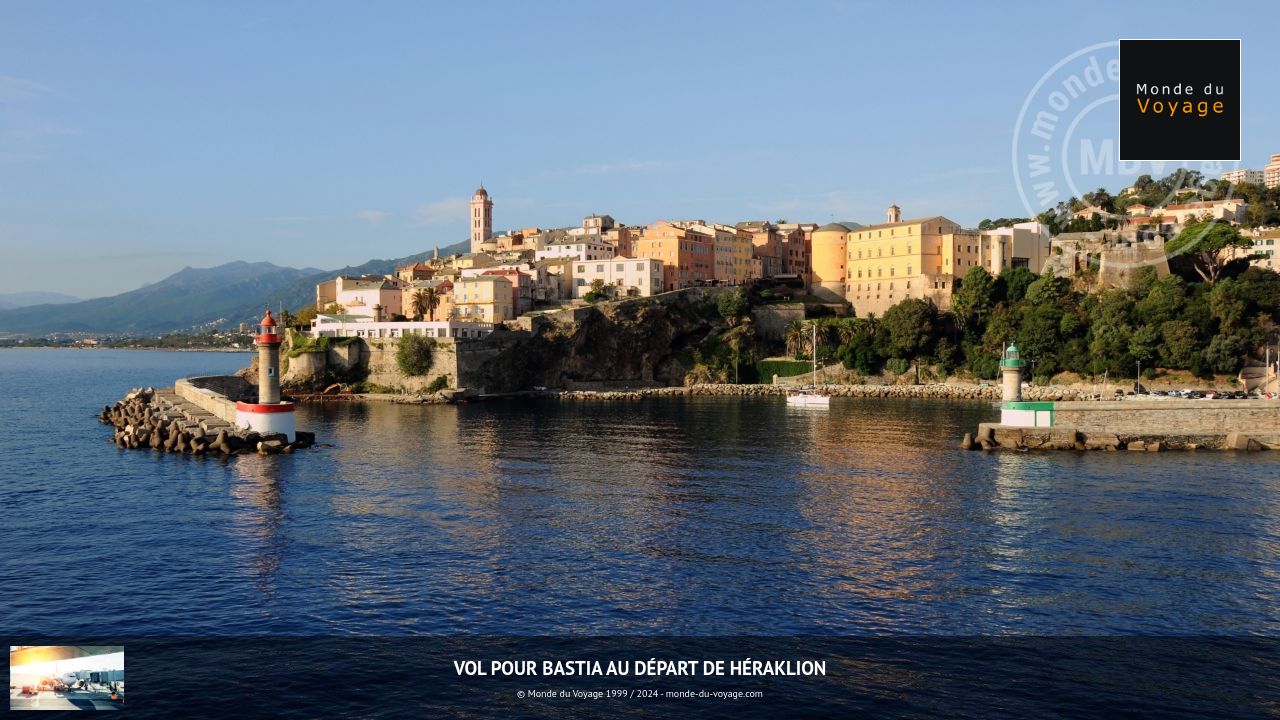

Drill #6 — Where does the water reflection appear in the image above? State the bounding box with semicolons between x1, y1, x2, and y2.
279;397;1280;634
228;455;286;599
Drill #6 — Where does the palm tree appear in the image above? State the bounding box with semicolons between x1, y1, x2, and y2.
410;290;428;321
422;287;440;321
836;317;859;348
411;288;441;321
785;320;806;359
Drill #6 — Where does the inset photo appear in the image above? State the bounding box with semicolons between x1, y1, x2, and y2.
10;646;124;711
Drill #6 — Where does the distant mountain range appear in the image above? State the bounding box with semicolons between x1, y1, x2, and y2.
0;291;82;310
0;241;469;336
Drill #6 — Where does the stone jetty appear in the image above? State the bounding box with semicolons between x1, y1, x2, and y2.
963;398;1280;452
98;386;314;457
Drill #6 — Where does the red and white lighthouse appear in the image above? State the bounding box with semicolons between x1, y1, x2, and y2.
235;309;296;441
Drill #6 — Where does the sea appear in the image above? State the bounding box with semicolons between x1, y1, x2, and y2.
2;349;1277;718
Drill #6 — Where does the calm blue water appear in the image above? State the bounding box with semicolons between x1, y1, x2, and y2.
2;349;1279;636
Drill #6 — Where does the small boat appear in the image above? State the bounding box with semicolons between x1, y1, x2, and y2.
786;323;830;407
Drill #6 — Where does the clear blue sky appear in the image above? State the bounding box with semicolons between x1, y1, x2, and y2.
2;0;1276;297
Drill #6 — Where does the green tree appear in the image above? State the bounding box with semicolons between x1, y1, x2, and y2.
998;267;1037;304
1086;290;1136;374
1158;319;1200;368
584;278;608;303
294;305;318;328
395;334;436;376
1166;219;1254;284
717;287;749;327
1024;271;1071;305
784;320;809;359
1204;332;1251;374
1134;274;1186;326
723;322;756;383
411;287;441;321
953;266;996;329
1209;278;1247;329
880;298;936;359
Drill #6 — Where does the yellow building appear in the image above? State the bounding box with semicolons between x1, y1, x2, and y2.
844;208;961;316
843;206;1051;316
452;275;513;323
810;222;852;302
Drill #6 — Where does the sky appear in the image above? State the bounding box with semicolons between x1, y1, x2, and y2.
2;0;1277;298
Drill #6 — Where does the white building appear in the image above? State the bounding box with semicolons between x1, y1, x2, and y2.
572;257;665;299
1220;168;1265;186
321;275;406;319
534;234;615;262
1267;154;1280;189
975;221;1053;274
1161;199;1247;225
309;315;495;340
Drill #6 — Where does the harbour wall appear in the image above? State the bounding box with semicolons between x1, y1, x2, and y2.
175;375;255;424
1053;400;1280;435
971;398;1280;451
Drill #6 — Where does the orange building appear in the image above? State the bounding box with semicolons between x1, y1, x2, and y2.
634;221;715;291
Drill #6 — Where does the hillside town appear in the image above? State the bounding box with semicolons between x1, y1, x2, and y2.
304;155;1280;352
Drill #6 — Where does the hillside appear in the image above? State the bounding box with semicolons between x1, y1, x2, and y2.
228;239;468;322
0;291;81;310
0;240;470;336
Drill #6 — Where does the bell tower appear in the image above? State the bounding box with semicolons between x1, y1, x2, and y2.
470;185;493;253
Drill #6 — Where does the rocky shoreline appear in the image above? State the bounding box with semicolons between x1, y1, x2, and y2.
961;424;1274;452
99;386;315;457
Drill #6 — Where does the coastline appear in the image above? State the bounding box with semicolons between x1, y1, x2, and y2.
0;346;252;353
298;382;1104;404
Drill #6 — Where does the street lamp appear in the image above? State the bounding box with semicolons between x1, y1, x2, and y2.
1136;358;1142;393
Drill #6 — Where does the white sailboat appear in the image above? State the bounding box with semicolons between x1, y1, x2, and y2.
786;323;831;407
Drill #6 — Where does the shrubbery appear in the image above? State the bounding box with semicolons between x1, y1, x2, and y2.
831;260;1280;382
395;335;436;376
755;359;812;379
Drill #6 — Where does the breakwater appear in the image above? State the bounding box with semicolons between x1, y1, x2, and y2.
964;399;1280;452
98;385;314;456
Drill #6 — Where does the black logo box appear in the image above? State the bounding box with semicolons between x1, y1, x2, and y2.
1119;39;1240;161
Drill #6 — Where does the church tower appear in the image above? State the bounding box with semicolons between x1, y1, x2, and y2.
470;185;493;253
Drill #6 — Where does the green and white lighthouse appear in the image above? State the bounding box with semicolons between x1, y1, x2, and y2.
1000;342;1024;403
999;342;1054;427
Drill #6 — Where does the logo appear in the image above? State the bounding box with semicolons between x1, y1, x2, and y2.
1119;39;1240;162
